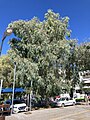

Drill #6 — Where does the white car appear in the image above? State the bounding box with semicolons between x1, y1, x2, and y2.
55;97;76;107
4;99;28;113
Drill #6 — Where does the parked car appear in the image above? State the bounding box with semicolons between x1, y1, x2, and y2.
74;93;85;102
32;99;50;108
4;99;28;113
55;97;76;107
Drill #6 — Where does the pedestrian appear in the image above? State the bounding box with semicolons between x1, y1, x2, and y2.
84;94;89;105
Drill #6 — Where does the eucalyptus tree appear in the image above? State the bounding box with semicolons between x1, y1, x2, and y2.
7;10;76;99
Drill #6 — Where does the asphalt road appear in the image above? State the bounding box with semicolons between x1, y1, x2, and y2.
6;104;90;120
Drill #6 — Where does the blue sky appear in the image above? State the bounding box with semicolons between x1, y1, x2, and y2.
0;0;90;54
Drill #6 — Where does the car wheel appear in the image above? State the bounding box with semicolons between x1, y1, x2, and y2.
61;103;65;107
13;110;19;114
73;102;75;106
25;107;28;111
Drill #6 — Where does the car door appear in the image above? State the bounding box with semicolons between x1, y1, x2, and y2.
68;98;73;105
65;98;70;106
65;98;73;106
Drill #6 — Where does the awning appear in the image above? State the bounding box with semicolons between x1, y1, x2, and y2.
1;88;25;93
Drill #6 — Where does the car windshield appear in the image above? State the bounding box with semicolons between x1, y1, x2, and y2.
5;101;11;104
57;98;65;102
13;100;25;104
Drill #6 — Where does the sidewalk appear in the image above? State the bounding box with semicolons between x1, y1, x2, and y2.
76;101;90;105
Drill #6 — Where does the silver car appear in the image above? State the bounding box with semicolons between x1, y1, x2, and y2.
55;97;76;107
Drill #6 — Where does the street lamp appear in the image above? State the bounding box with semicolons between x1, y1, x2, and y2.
0;27;13;98
0;28;13;56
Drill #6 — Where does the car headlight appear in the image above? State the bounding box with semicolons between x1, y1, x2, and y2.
14;107;17;108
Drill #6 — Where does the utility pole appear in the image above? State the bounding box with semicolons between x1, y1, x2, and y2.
30;80;32;111
11;62;16;114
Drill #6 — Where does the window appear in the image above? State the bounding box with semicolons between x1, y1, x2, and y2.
66;98;69;101
13;100;24;104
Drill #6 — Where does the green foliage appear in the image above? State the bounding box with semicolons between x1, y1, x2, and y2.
0;9;89;99
77;42;90;71
0;55;13;87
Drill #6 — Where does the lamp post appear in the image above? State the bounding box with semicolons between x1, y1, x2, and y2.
0;27;13;100
0;28;13;56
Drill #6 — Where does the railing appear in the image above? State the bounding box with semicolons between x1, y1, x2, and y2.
0;104;11;116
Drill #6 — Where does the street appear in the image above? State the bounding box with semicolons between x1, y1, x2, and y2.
6;104;90;120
